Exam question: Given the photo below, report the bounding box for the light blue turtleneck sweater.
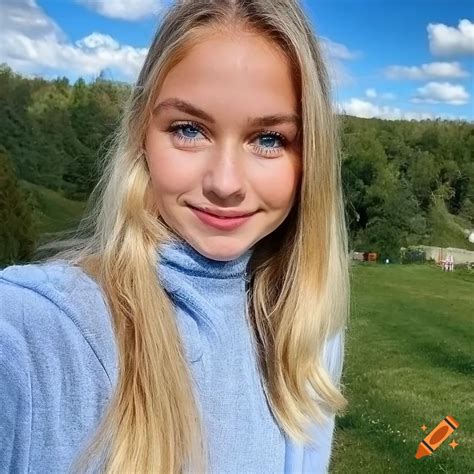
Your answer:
[0,237,343,473]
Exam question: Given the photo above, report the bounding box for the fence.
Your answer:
[352,246,474,265]
[415,245,474,265]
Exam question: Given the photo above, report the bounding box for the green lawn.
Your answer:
[330,263,473,473]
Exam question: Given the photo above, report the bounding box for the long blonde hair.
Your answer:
[47,0,350,472]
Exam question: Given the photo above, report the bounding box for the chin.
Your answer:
[194,237,249,262]
[200,247,242,262]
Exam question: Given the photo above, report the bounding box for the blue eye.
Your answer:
[253,131,286,156]
[168,121,287,157]
[258,135,280,147]
[168,122,205,143]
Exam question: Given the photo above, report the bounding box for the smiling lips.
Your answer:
[188,205,257,230]
[188,205,256,218]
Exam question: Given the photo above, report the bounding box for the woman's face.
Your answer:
[144,31,302,261]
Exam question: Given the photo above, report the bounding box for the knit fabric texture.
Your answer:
[0,237,342,473]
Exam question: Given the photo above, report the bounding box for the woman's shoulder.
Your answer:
[0,258,100,298]
[0,259,107,326]
[0,260,118,472]
[0,259,118,382]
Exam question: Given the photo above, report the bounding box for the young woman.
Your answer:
[0,0,350,472]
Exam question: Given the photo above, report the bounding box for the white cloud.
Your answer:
[428,19,474,56]
[0,0,148,81]
[384,61,470,80]
[365,88,377,98]
[325,60,354,88]
[1,0,64,39]
[412,82,470,105]
[364,88,396,100]
[337,98,465,121]
[319,38,360,88]
[320,38,361,61]
[76,0,163,21]
[76,32,120,50]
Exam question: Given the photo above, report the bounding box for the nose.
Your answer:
[203,144,246,203]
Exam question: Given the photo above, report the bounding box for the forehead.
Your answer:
[155,33,299,120]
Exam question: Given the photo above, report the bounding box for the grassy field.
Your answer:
[331,262,473,473]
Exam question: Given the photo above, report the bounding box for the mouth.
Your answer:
[187,205,257,219]
[187,204,257,231]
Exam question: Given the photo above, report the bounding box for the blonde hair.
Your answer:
[46,0,350,472]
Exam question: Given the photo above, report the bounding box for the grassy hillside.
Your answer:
[425,200,474,251]
[331,263,473,473]
[19,180,86,237]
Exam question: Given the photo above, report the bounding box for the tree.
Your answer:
[354,182,427,261]
[0,146,38,265]
[406,150,440,210]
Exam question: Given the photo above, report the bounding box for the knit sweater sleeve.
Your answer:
[303,329,345,473]
[0,290,32,473]
[0,263,117,473]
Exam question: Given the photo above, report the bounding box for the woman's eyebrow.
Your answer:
[153,97,300,128]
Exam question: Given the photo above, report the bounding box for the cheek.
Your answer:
[145,135,198,196]
[255,161,300,210]
[148,154,196,196]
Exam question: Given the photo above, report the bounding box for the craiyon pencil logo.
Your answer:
[415,415,460,459]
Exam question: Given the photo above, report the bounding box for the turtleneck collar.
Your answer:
[156,234,254,281]
[155,234,255,354]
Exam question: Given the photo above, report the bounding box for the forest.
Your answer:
[1,63,473,265]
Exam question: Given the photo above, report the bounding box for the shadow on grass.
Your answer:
[409,340,473,376]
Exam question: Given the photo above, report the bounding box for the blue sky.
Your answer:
[1,0,473,121]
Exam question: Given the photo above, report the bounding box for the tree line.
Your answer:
[1,64,473,265]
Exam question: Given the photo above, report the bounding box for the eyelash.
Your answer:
[167,120,288,157]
